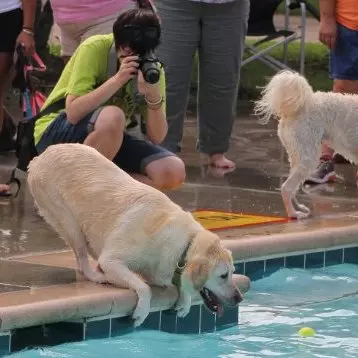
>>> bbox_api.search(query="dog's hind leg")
[281,167,310,219]
[34,190,106,283]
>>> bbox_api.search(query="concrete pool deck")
[1,106,358,352]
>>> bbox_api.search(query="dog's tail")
[254,70,314,124]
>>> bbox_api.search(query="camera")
[138,52,161,84]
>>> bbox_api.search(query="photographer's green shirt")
[34,34,166,145]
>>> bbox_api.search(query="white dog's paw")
[296,204,310,214]
[289,210,310,220]
[83,269,107,284]
[132,298,151,327]
[175,292,192,318]
[175,302,192,318]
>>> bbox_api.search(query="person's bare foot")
[0,184,11,196]
[207,165,236,178]
[210,154,236,169]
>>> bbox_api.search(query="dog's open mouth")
[200,287,224,316]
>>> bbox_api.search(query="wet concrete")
[1,108,358,264]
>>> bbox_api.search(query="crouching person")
[33,5,185,190]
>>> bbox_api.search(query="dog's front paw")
[296,204,310,214]
[132,297,151,327]
[289,210,310,220]
[82,269,107,284]
[175,303,192,318]
[175,292,192,318]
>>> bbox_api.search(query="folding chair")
[242,0,319,75]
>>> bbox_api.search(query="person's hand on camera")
[137,70,161,101]
[115,55,139,86]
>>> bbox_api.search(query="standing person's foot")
[305,158,336,184]
[210,154,236,169]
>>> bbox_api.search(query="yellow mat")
[192,210,288,231]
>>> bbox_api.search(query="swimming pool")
[9,263,358,358]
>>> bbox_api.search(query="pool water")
[10,263,358,358]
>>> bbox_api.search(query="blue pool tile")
[176,305,201,334]
[264,257,285,277]
[200,305,216,333]
[235,262,245,274]
[111,316,134,337]
[11,326,44,352]
[285,254,305,268]
[244,260,265,281]
[85,320,110,340]
[45,322,84,345]
[305,252,325,268]
[142,311,161,330]
[11,323,84,352]
[215,306,238,330]
[325,249,343,266]
[344,247,358,264]
[0,334,10,356]
[160,309,177,333]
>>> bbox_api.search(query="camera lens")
[144,68,160,84]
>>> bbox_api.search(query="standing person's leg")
[307,24,358,184]
[155,0,200,153]
[0,8,23,196]
[198,0,249,168]
[58,23,82,63]
[0,8,23,151]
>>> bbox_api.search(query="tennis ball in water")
[298,327,316,337]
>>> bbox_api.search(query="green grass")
[277,0,319,16]
[49,44,61,57]
[190,40,331,99]
[49,40,331,100]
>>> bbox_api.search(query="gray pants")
[156,0,250,155]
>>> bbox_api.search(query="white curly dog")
[254,70,358,219]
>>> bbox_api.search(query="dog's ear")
[183,258,210,291]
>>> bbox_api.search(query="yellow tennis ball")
[298,327,316,337]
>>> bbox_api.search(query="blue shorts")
[329,23,358,80]
[36,108,175,174]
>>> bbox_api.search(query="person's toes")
[210,154,236,169]
[207,166,236,178]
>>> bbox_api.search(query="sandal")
[0,174,21,197]
[0,184,11,197]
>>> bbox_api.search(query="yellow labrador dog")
[27,143,242,326]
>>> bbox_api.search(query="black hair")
[112,2,161,55]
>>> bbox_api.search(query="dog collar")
[175,241,192,275]
[172,241,192,290]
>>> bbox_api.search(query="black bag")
[14,98,66,172]
[7,98,66,196]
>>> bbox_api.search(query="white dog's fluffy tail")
[254,70,314,124]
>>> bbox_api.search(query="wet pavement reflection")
[1,109,358,259]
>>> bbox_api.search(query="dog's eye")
[220,273,228,280]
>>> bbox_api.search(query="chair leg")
[283,0,290,65]
[299,1,307,74]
